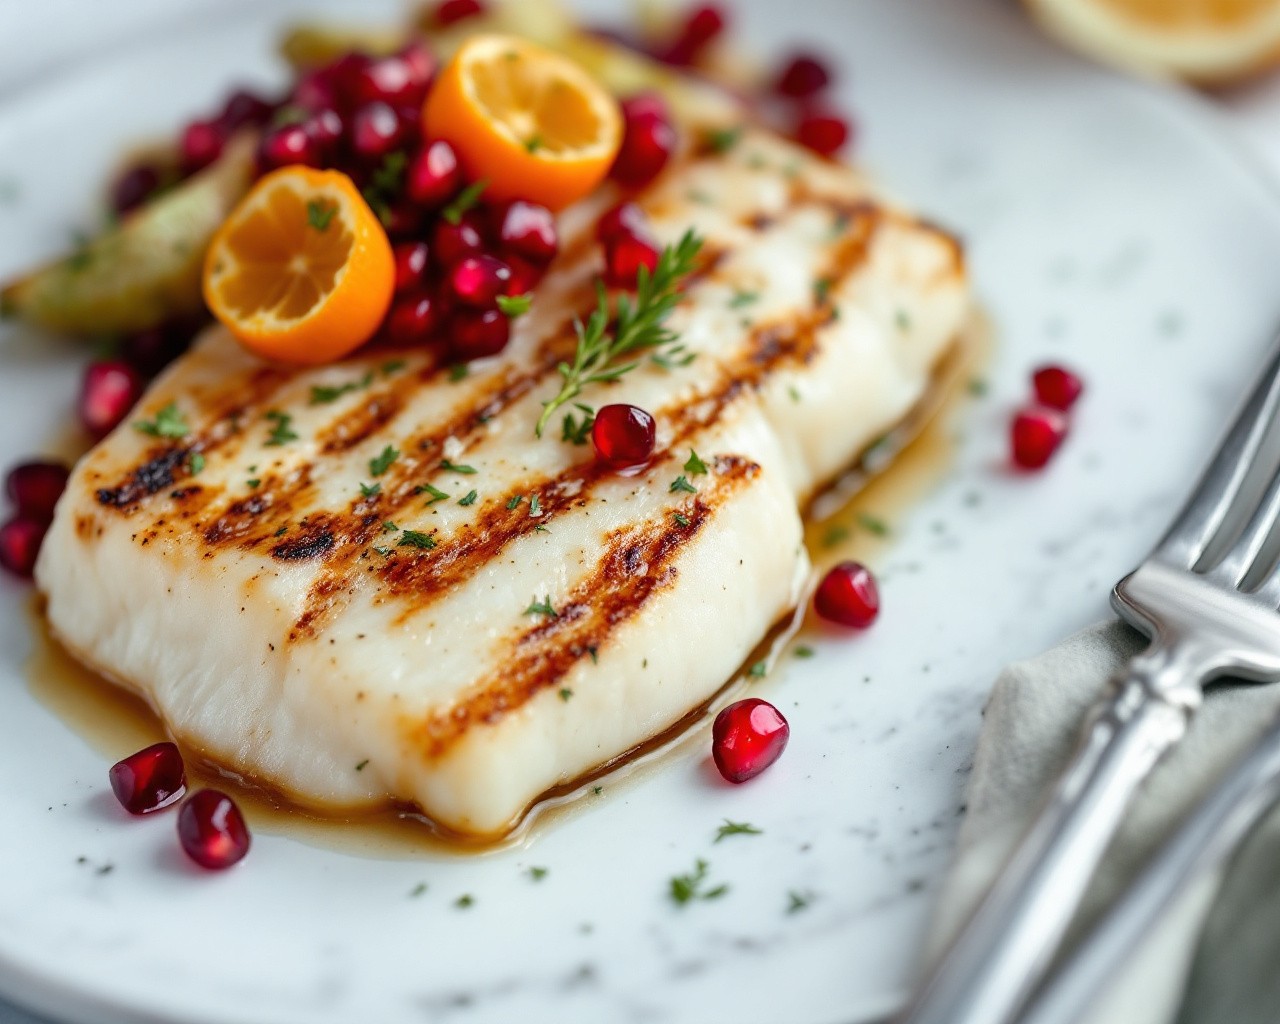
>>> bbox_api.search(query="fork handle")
[894,647,1199,1024]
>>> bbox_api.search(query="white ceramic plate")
[4,1,1280,1022]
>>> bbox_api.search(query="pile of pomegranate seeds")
[1010,363,1084,470]
[108,742,251,870]
[0,459,70,579]
[712,698,790,783]
[814,560,881,628]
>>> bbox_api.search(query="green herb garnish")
[306,199,337,232]
[669,859,728,905]
[398,530,436,550]
[683,450,708,476]
[525,596,558,619]
[458,489,478,507]
[133,402,190,439]
[670,475,697,494]
[442,179,487,225]
[715,820,762,843]
[440,459,476,475]
[369,445,400,477]
[264,410,298,446]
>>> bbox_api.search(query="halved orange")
[1024,0,1280,83]
[203,166,394,365]
[423,34,623,211]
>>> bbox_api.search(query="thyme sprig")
[535,230,702,437]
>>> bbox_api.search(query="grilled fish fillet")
[37,125,968,838]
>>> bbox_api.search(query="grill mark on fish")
[406,456,758,759]
[95,447,189,508]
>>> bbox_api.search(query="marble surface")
[6,1,1280,1022]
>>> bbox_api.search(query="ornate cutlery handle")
[894,646,1200,1024]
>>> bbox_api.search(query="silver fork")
[895,332,1280,1024]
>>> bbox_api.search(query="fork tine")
[1156,331,1280,570]
[1211,462,1280,587]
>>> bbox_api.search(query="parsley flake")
[354,759,369,771]
[787,890,814,914]
[398,530,436,550]
[369,445,400,477]
[715,820,763,843]
[360,481,382,499]
[497,293,532,317]
[382,520,399,532]
[440,459,476,475]
[454,894,475,909]
[409,882,428,898]
[814,277,833,305]
[507,495,524,510]
[558,687,573,702]
[683,450,708,476]
[448,363,469,382]
[528,866,548,881]
[306,199,337,232]
[246,478,261,490]
[417,482,450,504]
[857,513,889,537]
[528,494,541,516]
[133,402,190,439]
[793,645,815,659]
[729,289,760,309]
[703,124,743,153]
[442,179,487,225]
[670,475,697,494]
[673,512,690,527]
[525,596,558,619]
[561,405,595,445]
[458,489,478,507]
[748,660,767,678]
[669,859,728,905]
[382,359,406,376]
[311,373,373,404]
[264,410,299,446]
[187,452,205,476]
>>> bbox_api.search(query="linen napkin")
[923,621,1280,1024]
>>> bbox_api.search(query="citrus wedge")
[203,166,394,366]
[423,33,623,211]
[1024,0,1280,83]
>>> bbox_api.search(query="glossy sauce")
[25,312,990,857]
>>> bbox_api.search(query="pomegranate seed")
[433,213,486,267]
[711,698,789,784]
[393,242,431,293]
[178,120,225,175]
[109,742,186,815]
[450,308,510,360]
[1032,364,1084,411]
[814,561,880,628]
[611,95,676,187]
[656,4,726,65]
[503,255,543,297]
[592,404,656,470]
[595,201,648,243]
[794,107,851,158]
[774,53,831,98]
[5,461,69,521]
[434,0,486,26]
[292,69,341,113]
[349,102,407,163]
[604,232,661,289]
[353,43,434,107]
[496,201,558,264]
[305,108,345,158]
[405,140,462,208]
[1011,405,1069,470]
[314,52,373,112]
[385,291,441,346]
[177,790,251,870]
[256,123,322,172]
[449,255,512,307]
[0,517,47,579]
[80,361,144,439]
[110,163,163,215]
[218,88,274,132]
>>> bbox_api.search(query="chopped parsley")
[793,645,815,659]
[729,289,760,309]
[787,890,813,914]
[246,478,261,490]
[187,452,205,476]
[673,512,690,527]
[715,820,763,843]
[535,230,703,437]
[895,309,912,332]
[670,475,697,494]
[558,687,573,702]
[369,445,400,476]
[454,894,475,909]
[133,402,190,439]
[524,134,543,154]
[382,520,399,532]
[398,530,436,550]
[525,596,558,619]
[442,178,488,225]
[592,785,603,795]
[409,882,428,898]
[417,482,450,504]
[703,125,743,153]
[748,660,767,678]
[669,859,728,905]
[382,359,406,376]
[561,406,595,446]
[857,513,889,537]
[306,198,337,232]
[497,293,532,317]
[507,495,524,510]
[683,450,708,476]
[354,759,369,771]
[360,481,382,499]
[822,523,850,548]
[310,373,373,404]
[458,489,478,506]
[813,277,833,305]
[264,410,298,446]
[528,866,548,881]
[448,363,469,382]
[440,459,476,475]
[528,494,541,516]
